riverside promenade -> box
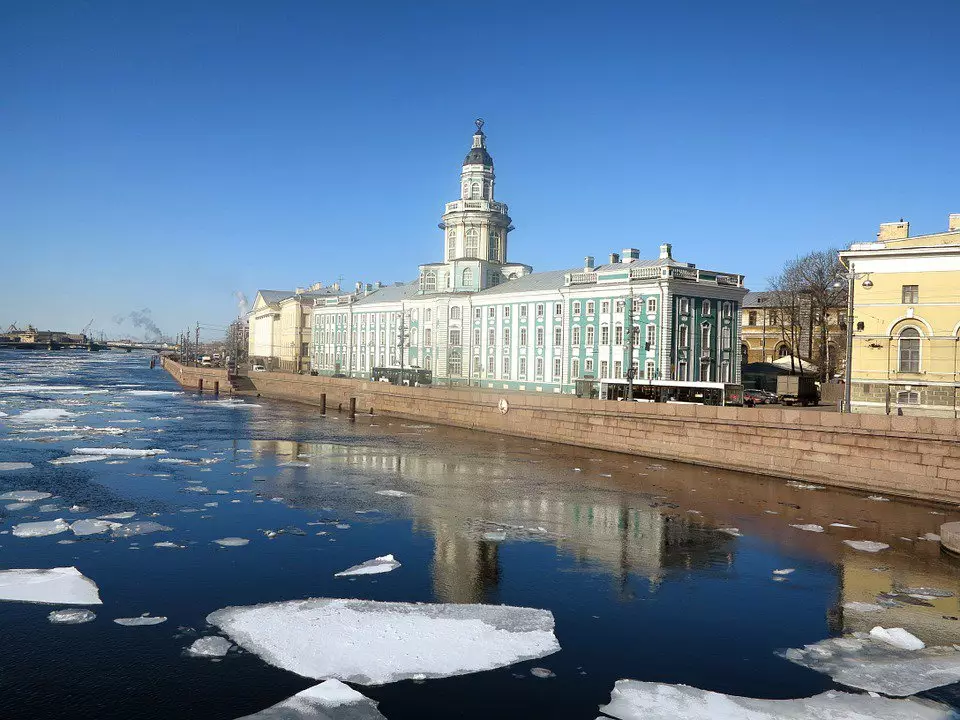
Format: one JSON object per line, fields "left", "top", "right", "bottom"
{"left": 163, "top": 358, "right": 960, "bottom": 504}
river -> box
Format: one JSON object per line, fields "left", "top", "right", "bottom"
{"left": 1, "top": 350, "right": 959, "bottom": 718}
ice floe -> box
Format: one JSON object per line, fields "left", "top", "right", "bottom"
{"left": 772, "top": 568, "right": 795, "bottom": 575}
{"left": 785, "top": 481, "right": 825, "bottom": 490}
{"left": 717, "top": 528, "right": 742, "bottom": 537}
{"left": 5, "top": 502, "right": 31, "bottom": 510}
{"left": 214, "top": 537, "right": 250, "bottom": 547}
{"left": 99, "top": 511, "right": 136, "bottom": 520}
{"left": 374, "top": 489, "right": 412, "bottom": 498}
{"left": 334, "top": 555, "right": 401, "bottom": 577}
{"left": 206, "top": 597, "right": 560, "bottom": 685}
{"left": 114, "top": 614, "right": 167, "bottom": 626}
{"left": 234, "top": 679, "right": 386, "bottom": 720}
{"left": 0, "top": 462, "right": 34, "bottom": 471}
{"left": 843, "top": 601, "right": 886, "bottom": 613}
{"left": 595, "top": 680, "right": 953, "bottom": 720}
{"left": 870, "top": 626, "right": 924, "bottom": 650}
{"left": 73, "top": 447, "right": 167, "bottom": 457}
{"left": 11, "top": 409, "right": 75, "bottom": 423}
{"left": 0, "top": 489, "right": 51, "bottom": 502}
{"left": 280, "top": 461, "right": 310, "bottom": 468}
{"left": 781, "top": 633, "right": 960, "bottom": 696}
{"left": 111, "top": 521, "right": 172, "bottom": 538}
{"left": 48, "top": 608, "right": 97, "bottom": 624}
{"left": 70, "top": 519, "right": 119, "bottom": 536}
{"left": 790, "top": 524, "right": 824, "bottom": 533}
{"left": 830, "top": 523, "right": 858, "bottom": 529}
{"left": 844, "top": 540, "right": 890, "bottom": 553}
{"left": 153, "top": 541, "right": 185, "bottom": 549}
{"left": 0, "top": 567, "right": 102, "bottom": 605}
{"left": 867, "top": 495, "right": 890, "bottom": 502}
{"left": 127, "top": 390, "right": 180, "bottom": 396}
{"left": 187, "top": 635, "right": 234, "bottom": 657}
{"left": 12, "top": 518, "right": 70, "bottom": 538}
{"left": 49, "top": 454, "right": 109, "bottom": 465}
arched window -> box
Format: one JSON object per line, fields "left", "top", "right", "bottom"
{"left": 777, "top": 344, "right": 790, "bottom": 358}
{"left": 470, "top": 182, "right": 480, "bottom": 199}
{"left": 424, "top": 271, "right": 436, "bottom": 292}
{"left": 465, "top": 228, "right": 479, "bottom": 256}
{"left": 572, "top": 326, "right": 581, "bottom": 345}
{"left": 462, "top": 267, "right": 473, "bottom": 287}
{"left": 585, "top": 326, "right": 595, "bottom": 346}
{"left": 448, "top": 351, "right": 462, "bottom": 377}
{"left": 483, "top": 180, "right": 490, "bottom": 199}
{"left": 462, "top": 182, "right": 469, "bottom": 199}
{"left": 898, "top": 327, "right": 921, "bottom": 372}
{"left": 450, "top": 306, "right": 460, "bottom": 320}
{"left": 536, "top": 327, "right": 544, "bottom": 347}
{"left": 741, "top": 344, "right": 749, "bottom": 366}
{"left": 679, "top": 324, "right": 689, "bottom": 348}
{"left": 446, "top": 229, "right": 456, "bottom": 259}
{"left": 488, "top": 229, "right": 500, "bottom": 261}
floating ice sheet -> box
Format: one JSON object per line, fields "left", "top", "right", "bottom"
{"left": 114, "top": 614, "right": 167, "bottom": 626}
{"left": 214, "top": 537, "right": 250, "bottom": 547}
{"left": 48, "top": 608, "right": 97, "bottom": 624}
{"left": 12, "top": 518, "right": 70, "bottom": 538}
{"left": 374, "top": 490, "right": 411, "bottom": 498}
{"left": 790, "top": 524, "right": 824, "bottom": 533}
{"left": 0, "top": 567, "right": 102, "bottom": 605}
{"left": 0, "top": 462, "right": 34, "bottom": 471}
{"left": 334, "top": 555, "right": 401, "bottom": 577}
{"left": 0, "top": 489, "right": 51, "bottom": 501}
{"left": 781, "top": 634, "right": 960, "bottom": 696}
{"left": 70, "top": 519, "right": 119, "bottom": 536}
{"left": 207, "top": 597, "right": 560, "bottom": 685}
{"left": 187, "top": 635, "right": 234, "bottom": 657}
{"left": 49, "top": 454, "right": 109, "bottom": 465}
{"left": 844, "top": 540, "right": 890, "bottom": 552}
{"left": 111, "top": 521, "right": 172, "bottom": 538}
{"left": 99, "top": 511, "right": 136, "bottom": 520}
{"left": 74, "top": 447, "right": 167, "bottom": 457}
{"left": 234, "top": 679, "right": 386, "bottom": 720}
{"left": 595, "top": 680, "right": 954, "bottom": 720}
{"left": 11, "top": 409, "right": 75, "bottom": 423}
{"left": 870, "top": 626, "right": 925, "bottom": 650}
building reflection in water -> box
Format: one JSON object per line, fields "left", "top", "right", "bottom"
{"left": 248, "top": 438, "right": 736, "bottom": 604}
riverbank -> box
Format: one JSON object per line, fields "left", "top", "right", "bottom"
{"left": 162, "top": 358, "right": 960, "bottom": 504}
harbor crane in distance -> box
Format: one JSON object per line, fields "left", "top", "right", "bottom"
{"left": 81, "top": 319, "right": 94, "bottom": 337}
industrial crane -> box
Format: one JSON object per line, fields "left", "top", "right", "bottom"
{"left": 80, "top": 319, "right": 94, "bottom": 337}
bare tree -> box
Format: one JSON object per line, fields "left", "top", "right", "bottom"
{"left": 767, "top": 265, "right": 804, "bottom": 375}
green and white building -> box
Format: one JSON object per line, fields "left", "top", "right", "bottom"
{"left": 312, "top": 121, "right": 748, "bottom": 392}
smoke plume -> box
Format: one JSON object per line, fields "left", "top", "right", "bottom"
{"left": 234, "top": 291, "right": 249, "bottom": 317}
{"left": 113, "top": 308, "right": 163, "bottom": 340}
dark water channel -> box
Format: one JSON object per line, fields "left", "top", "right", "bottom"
{"left": 1, "top": 351, "right": 959, "bottom": 718}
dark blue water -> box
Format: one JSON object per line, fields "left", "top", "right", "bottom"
{"left": 1, "top": 351, "right": 959, "bottom": 718}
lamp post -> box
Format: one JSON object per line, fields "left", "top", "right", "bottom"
{"left": 833, "top": 263, "right": 873, "bottom": 413}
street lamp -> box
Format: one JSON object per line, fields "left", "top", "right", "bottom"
{"left": 832, "top": 263, "right": 873, "bottom": 413}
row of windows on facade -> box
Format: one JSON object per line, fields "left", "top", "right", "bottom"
{"left": 461, "top": 180, "right": 492, "bottom": 201}
{"left": 445, "top": 228, "right": 503, "bottom": 262}
{"left": 741, "top": 286, "right": 921, "bottom": 328}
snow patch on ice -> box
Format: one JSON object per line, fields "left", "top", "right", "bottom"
{"left": 70, "top": 519, "right": 119, "bottom": 536}
{"left": 0, "top": 567, "right": 102, "bottom": 605}
{"left": 111, "top": 521, "right": 172, "bottom": 538}
{"left": 11, "top": 408, "right": 75, "bottom": 423}
{"left": 207, "top": 597, "right": 560, "bottom": 685}
{"left": 73, "top": 447, "right": 167, "bottom": 457}
{"left": 99, "top": 511, "right": 136, "bottom": 520}
{"left": 375, "top": 489, "right": 411, "bottom": 498}
{"left": 870, "top": 626, "right": 925, "bottom": 650}
{"left": 12, "top": 518, "right": 70, "bottom": 538}
{"left": 49, "top": 454, "right": 109, "bottom": 465}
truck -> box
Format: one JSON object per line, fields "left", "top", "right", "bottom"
{"left": 200, "top": 355, "right": 213, "bottom": 367}
{"left": 776, "top": 375, "right": 819, "bottom": 407}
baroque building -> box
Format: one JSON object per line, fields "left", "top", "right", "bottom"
{"left": 311, "top": 121, "right": 748, "bottom": 393}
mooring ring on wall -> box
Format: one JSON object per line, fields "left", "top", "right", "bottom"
{"left": 498, "top": 398, "right": 509, "bottom": 415}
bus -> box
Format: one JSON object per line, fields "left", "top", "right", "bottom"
{"left": 371, "top": 367, "right": 433, "bottom": 387}
{"left": 577, "top": 378, "right": 743, "bottom": 406}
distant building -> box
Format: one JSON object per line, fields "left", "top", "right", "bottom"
{"left": 840, "top": 214, "right": 960, "bottom": 416}
{"left": 310, "top": 120, "right": 748, "bottom": 391}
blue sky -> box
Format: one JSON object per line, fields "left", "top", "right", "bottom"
{"left": 2, "top": 1, "right": 957, "bottom": 341}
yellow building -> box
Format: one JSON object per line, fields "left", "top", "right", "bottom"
{"left": 840, "top": 213, "right": 960, "bottom": 416}
{"left": 248, "top": 284, "right": 342, "bottom": 372}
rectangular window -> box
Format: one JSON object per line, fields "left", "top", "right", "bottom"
{"left": 424, "top": 329, "right": 432, "bottom": 347}
{"left": 902, "top": 285, "right": 919, "bottom": 304}
{"left": 573, "top": 301, "right": 581, "bottom": 315}
{"left": 571, "top": 359, "right": 580, "bottom": 378}
{"left": 897, "top": 390, "right": 920, "bottom": 405}
{"left": 474, "top": 308, "right": 481, "bottom": 320}
{"left": 536, "top": 327, "right": 544, "bottom": 347}
{"left": 678, "top": 298, "right": 688, "bottom": 315}
{"left": 554, "top": 302, "right": 562, "bottom": 316}
{"left": 600, "top": 360, "right": 609, "bottom": 378}
{"left": 520, "top": 305, "right": 528, "bottom": 318}
{"left": 488, "top": 328, "right": 495, "bottom": 346}
{"left": 586, "top": 326, "right": 595, "bottom": 345}
{"left": 721, "top": 326, "right": 730, "bottom": 349}
{"left": 601, "top": 325, "right": 610, "bottom": 345}
{"left": 601, "top": 301, "right": 610, "bottom": 314}
{"left": 486, "top": 356, "right": 494, "bottom": 374}
{"left": 614, "top": 360, "right": 622, "bottom": 378}
{"left": 647, "top": 297, "right": 658, "bottom": 314}
{"left": 700, "top": 324, "right": 711, "bottom": 350}
{"left": 553, "top": 327, "right": 562, "bottom": 346}
{"left": 472, "top": 327, "right": 481, "bottom": 346}
{"left": 615, "top": 325, "right": 623, "bottom": 345}
{"left": 572, "top": 326, "right": 580, "bottom": 345}
{"left": 615, "top": 300, "right": 625, "bottom": 313}
{"left": 504, "top": 327, "right": 511, "bottom": 345}
{"left": 488, "top": 307, "right": 496, "bottom": 319}
{"left": 449, "top": 329, "right": 461, "bottom": 346}
{"left": 677, "top": 361, "right": 687, "bottom": 381}
{"left": 519, "top": 357, "right": 527, "bottom": 379}
{"left": 504, "top": 306, "right": 511, "bottom": 319}
{"left": 702, "top": 299, "right": 712, "bottom": 315}
{"left": 425, "top": 309, "right": 432, "bottom": 322}
{"left": 535, "top": 357, "right": 544, "bottom": 378}
{"left": 520, "top": 328, "right": 528, "bottom": 346}
{"left": 748, "top": 310, "right": 757, "bottom": 325}
{"left": 586, "top": 301, "right": 595, "bottom": 315}
{"left": 473, "top": 357, "right": 480, "bottom": 375}
{"left": 536, "top": 304, "right": 545, "bottom": 318}
{"left": 646, "top": 324, "right": 656, "bottom": 347}
{"left": 502, "top": 356, "right": 511, "bottom": 379}
{"left": 585, "top": 358, "right": 594, "bottom": 373}
{"left": 553, "top": 358, "right": 561, "bottom": 379}
{"left": 645, "top": 360, "right": 655, "bottom": 380}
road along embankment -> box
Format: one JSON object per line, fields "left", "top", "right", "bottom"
{"left": 162, "top": 358, "right": 960, "bottom": 504}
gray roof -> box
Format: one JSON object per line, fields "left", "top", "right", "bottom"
{"left": 592, "top": 257, "right": 689, "bottom": 272}
{"left": 256, "top": 290, "right": 294, "bottom": 306}
{"left": 352, "top": 281, "right": 420, "bottom": 306}
{"left": 742, "top": 291, "right": 772, "bottom": 307}
{"left": 475, "top": 269, "right": 573, "bottom": 297}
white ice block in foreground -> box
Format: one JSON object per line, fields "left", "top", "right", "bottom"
{"left": 869, "top": 626, "right": 925, "bottom": 650}
{"left": 595, "top": 680, "right": 954, "bottom": 720}
{"left": 12, "top": 518, "right": 70, "bottom": 538}
{"left": 187, "top": 635, "right": 234, "bottom": 657}
{"left": 48, "top": 608, "right": 97, "bottom": 624}
{"left": 334, "top": 555, "right": 400, "bottom": 577}
{"left": 844, "top": 540, "right": 890, "bottom": 553}
{"left": 207, "top": 597, "right": 560, "bottom": 685}
{"left": 0, "top": 567, "right": 102, "bottom": 605}
{"left": 781, "top": 634, "right": 960, "bottom": 696}
{"left": 234, "top": 679, "right": 386, "bottom": 720}
{"left": 12, "top": 408, "right": 74, "bottom": 423}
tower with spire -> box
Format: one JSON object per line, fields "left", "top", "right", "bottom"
{"left": 419, "top": 119, "right": 531, "bottom": 295}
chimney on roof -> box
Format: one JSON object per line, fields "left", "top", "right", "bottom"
{"left": 878, "top": 220, "right": 909, "bottom": 241}
{"left": 659, "top": 243, "right": 672, "bottom": 260}
{"left": 949, "top": 213, "right": 960, "bottom": 232}
{"left": 609, "top": 252, "right": 620, "bottom": 264}
{"left": 355, "top": 281, "right": 363, "bottom": 292}
{"left": 376, "top": 281, "right": 383, "bottom": 289}
{"left": 295, "top": 287, "right": 305, "bottom": 294}
{"left": 332, "top": 282, "right": 340, "bottom": 291}
{"left": 622, "top": 248, "right": 639, "bottom": 261}
{"left": 584, "top": 256, "right": 594, "bottom": 271}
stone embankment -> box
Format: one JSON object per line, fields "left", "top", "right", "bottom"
{"left": 162, "top": 358, "right": 960, "bottom": 505}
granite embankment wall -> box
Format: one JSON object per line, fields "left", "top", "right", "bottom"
{"left": 163, "top": 358, "right": 960, "bottom": 504}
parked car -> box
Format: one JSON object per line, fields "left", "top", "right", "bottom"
{"left": 251, "top": 364, "right": 266, "bottom": 372}
{"left": 743, "top": 389, "right": 765, "bottom": 407}
{"left": 758, "top": 390, "right": 779, "bottom": 404}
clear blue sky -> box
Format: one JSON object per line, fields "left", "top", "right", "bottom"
{"left": 3, "top": 1, "right": 957, "bottom": 341}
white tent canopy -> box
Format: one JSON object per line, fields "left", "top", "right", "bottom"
{"left": 771, "top": 356, "right": 818, "bottom": 374}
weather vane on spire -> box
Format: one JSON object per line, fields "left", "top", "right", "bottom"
{"left": 475, "top": 118, "right": 484, "bottom": 133}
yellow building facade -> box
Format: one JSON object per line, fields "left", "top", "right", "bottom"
{"left": 840, "top": 214, "right": 960, "bottom": 417}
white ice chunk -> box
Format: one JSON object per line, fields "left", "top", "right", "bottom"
{"left": 0, "top": 462, "right": 34, "bottom": 471}
{"left": 12, "top": 518, "right": 70, "bottom": 538}
{"left": 48, "top": 608, "right": 97, "bottom": 624}
{"left": 99, "top": 511, "right": 136, "bottom": 520}
{"left": 280, "top": 461, "right": 310, "bottom": 468}
{"left": 483, "top": 532, "right": 507, "bottom": 542}
{"left": 844, "top": 602, "right": 886, "bottom": 613}
{"left": 127, "top": 390, "right": 180, "bottom": 396}
{"left": 214, "top": 537, "right": 250, "bottom": 547}
{"left": 187, "top": 635, "right": 234, "bottom": 657}
{"left": 595, "top": 680, "right": 954, "bottom": 720}
{"left": 867, "top": 495, "right": 890, "bottom": 502}
{"left": 870, "top": 626, "right": 925, "bottom": 650}
{"left": 49, "top": 454, "right": 109, "bottom": 465}
{"left": 73, "top": 447, "right": 167, "bottom": 457}
{"left": 153, "top": 541, "right": 184, "bottom": 549}
{"left": 717, "top": 528, "right": 742, "bottom": 537}
{"left": 5, "top": 502, "right": 31, "bottom": 510}
{"left": 844, "top": 540, "right": 890, "bottom": 552}
{"left": 781, "top": 634, "right": 960, "bottom": 696}
{"left": 111, "top": 521, "right": 172, "bottom": 538}
{"left": 234, "top": 679, "right": 386, "bottom": 720}
{"left": 785, "top": 481, "right": 825, "bottom": 490}
{"left": 0, "top": 489, "right": 51, "bottom": 501}
{"left": 790, "top": 524, "right": 824, "bottom": 533}
{"left": 12, "top": 408, "right": 75, "bottom": 423}
{"left": 375, "top": 490, "right": 411, "bottom": 498}
{"left": 773, "top": 569, "right": 795, "bottom": 575}
{"left": 114, "top": 614, "right": 167, "bottom": 626}
{"left": 207, "top": 597, "right": 560, "bottom": 685}
{"left": 830, "top": 523, "right": 858, "bottom": 528}
{"left": 334, "top": 555, "right": 401, "bottom": 577}
{"left": 0, "top": 567, "right": 102, "bottom": 605}
{"left": 70, "top": 519, "right": 119, "bottom": 536}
